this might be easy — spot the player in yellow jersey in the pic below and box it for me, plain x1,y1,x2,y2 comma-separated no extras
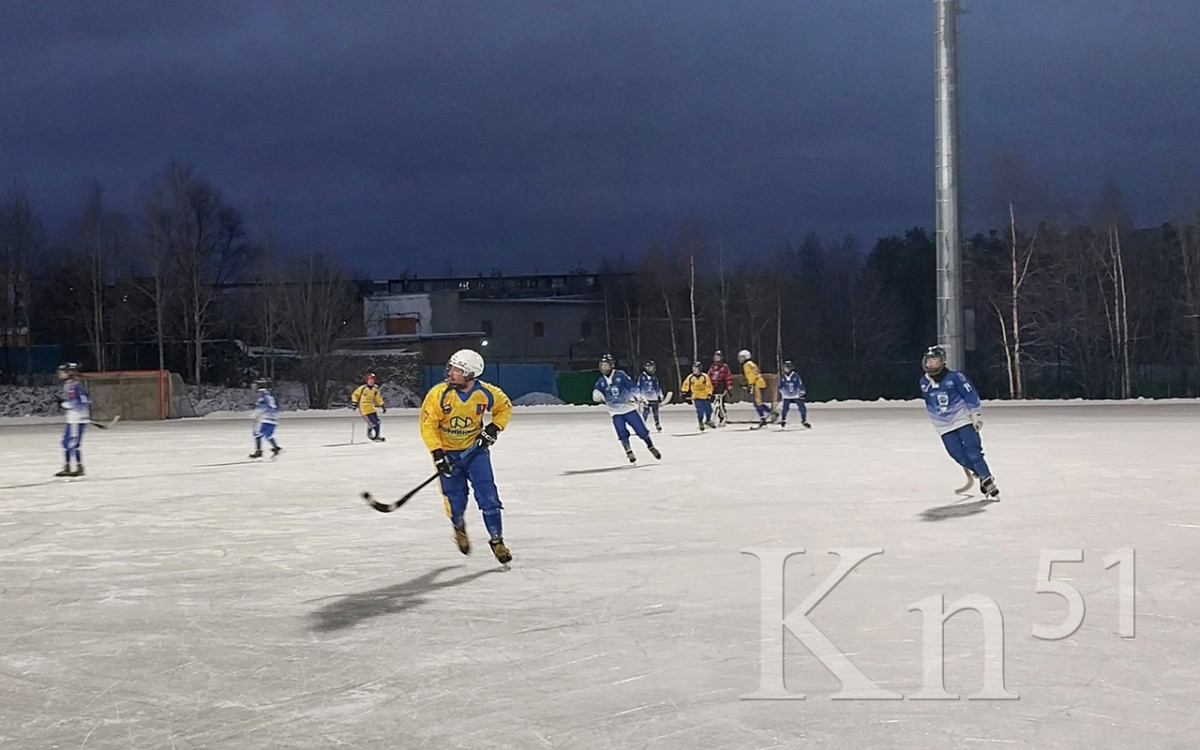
738,349,775,428
419,349,514,564
680,361,715,431
351,372,386,441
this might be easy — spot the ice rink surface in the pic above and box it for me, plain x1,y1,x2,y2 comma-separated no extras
2,401,1198,749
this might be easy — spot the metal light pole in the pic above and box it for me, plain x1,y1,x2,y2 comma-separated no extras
934,0,964,369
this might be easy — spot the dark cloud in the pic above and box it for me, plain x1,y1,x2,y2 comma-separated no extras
1,1,1197,275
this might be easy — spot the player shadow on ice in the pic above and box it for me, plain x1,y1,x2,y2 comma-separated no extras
560,465,644,476
918,497,994,522
307,565,500,633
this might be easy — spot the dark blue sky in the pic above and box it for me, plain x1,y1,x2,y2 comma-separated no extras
2,1,1198,276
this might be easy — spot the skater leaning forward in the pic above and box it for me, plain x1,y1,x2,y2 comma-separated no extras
351,372,386,441
419,348,514,564
918,346,1000,500
593,354,661,463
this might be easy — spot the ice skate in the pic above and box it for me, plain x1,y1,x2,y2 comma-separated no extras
55,464,72,477
70,465,85,477
705,420,715,429
698,421,706,432
655,423,661,432
648,445,661,460
453,523,470,555
802,421,811,429
780,420,786,428
489,537,512,565
249,449,262,459
270,446,282,459
980,475,1000,501
626,449,637,464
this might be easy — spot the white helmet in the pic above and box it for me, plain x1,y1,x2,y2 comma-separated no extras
447,349,485,380
738,349,751,363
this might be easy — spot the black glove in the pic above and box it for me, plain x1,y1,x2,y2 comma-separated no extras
475,422,500,449
684,394,693,404
431,449,453,476
382,406,388,414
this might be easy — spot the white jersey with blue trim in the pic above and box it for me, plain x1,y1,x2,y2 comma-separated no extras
594,370,642,416
779,371,805,399
61,380,91,425
254,390,280,425
637,372,664,402
919,369,981,435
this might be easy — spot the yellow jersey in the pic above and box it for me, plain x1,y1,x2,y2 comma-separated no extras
352,384,384,415
681,372,713,400
742,360,766,389
420,380,512,452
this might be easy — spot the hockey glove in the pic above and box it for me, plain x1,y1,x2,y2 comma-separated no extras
592,389,606,404
475,422,500,449
431,449,453,476
970,413,983,431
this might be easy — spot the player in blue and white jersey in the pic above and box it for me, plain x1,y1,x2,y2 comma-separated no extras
249,380,282,459
593,354,661,464
919,346,999,499
778,361,811,429
637,360,664,432
56,363,90,477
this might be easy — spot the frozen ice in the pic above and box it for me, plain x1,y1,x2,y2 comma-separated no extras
1,401,1198,749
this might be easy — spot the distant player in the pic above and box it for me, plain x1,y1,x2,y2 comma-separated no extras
681,362,715,431
249,380,282,459
352,372,386,442
919,346,999,500
737,350,774,427
419,349,514,564
708,350,734,426
56,362,90,477
778,361,811,429
592,354,661,463
637,360,664,432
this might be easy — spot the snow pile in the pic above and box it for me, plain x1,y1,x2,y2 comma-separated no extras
378,382,421,408
0,385,60,418
512,391,566,406
189,382,312,415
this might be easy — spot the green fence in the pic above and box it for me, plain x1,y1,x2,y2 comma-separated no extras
556,370,602,405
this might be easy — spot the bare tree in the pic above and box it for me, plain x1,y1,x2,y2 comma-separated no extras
689,242,698,362
0,184,45,382
280,253,357,409
990,204,1038,398
716,245,731,354
59,183,116,371
145,162,250,384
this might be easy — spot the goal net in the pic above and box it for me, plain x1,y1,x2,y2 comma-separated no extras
83,370,196,421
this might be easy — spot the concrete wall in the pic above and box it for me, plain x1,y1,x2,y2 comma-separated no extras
363,293,441,337
441,299,605,364
362,292,606,366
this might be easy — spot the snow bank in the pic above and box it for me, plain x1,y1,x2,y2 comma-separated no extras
512,391,566,406
0,385,60,418
5,380,1200,425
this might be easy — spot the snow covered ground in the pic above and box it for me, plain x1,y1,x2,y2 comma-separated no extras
1,401,1197,749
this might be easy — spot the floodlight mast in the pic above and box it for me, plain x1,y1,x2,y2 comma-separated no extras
934,0,964,369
